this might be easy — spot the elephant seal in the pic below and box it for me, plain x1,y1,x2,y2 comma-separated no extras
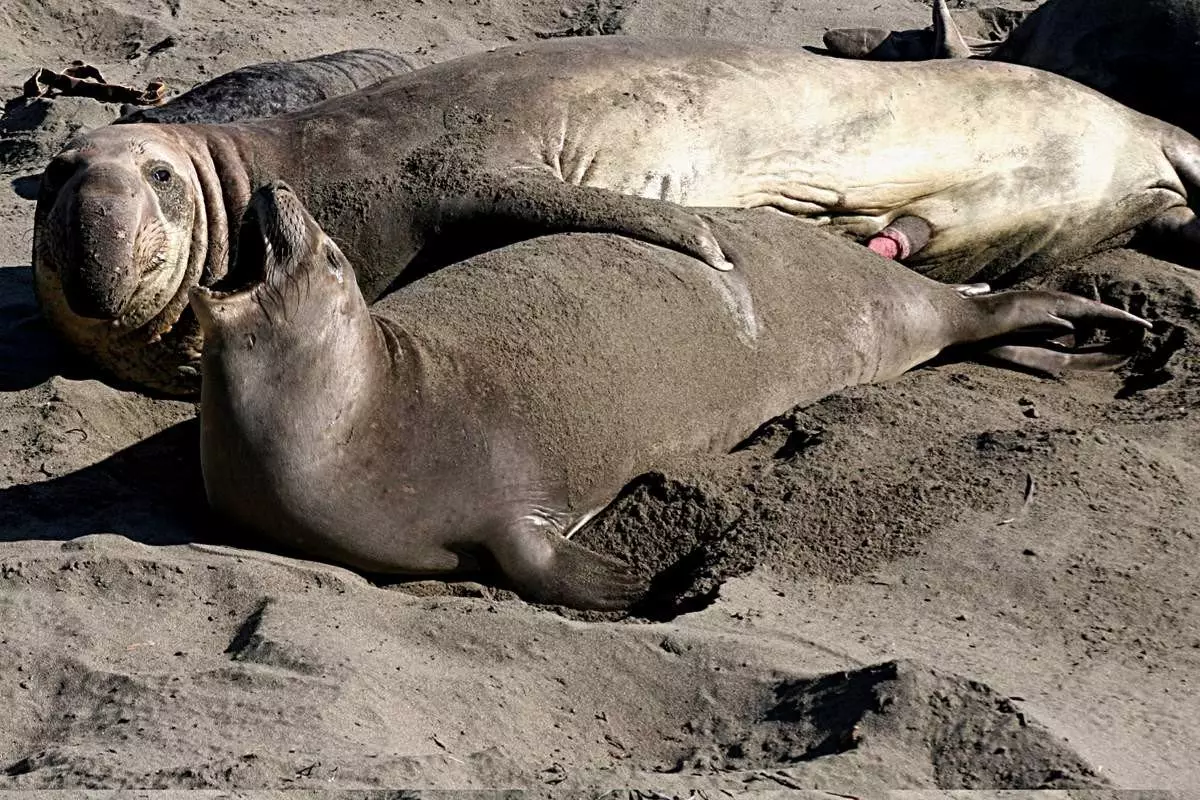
825,0,1200,137
37,36,1200,395
114,49,416,125
191,182,1149,610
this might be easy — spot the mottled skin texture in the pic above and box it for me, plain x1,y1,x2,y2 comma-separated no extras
825,0,1200,137
192,183,1148,610
115,49,416,125
36,36,1200,395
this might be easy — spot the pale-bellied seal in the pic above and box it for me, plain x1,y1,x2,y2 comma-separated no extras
824,0,1200,137
191,182,1150,610
37,36,1200,395
114,49,416,125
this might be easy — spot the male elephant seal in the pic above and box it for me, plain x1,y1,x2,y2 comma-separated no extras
191,182,1149,610
36,36,1200,395
115,49,416,125
825,0,1200,137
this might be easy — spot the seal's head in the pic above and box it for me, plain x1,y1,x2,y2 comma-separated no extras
33,124,235,395
191,180,376,511
189,180,364,375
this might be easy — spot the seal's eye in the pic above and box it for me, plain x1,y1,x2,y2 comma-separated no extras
151,168,171,184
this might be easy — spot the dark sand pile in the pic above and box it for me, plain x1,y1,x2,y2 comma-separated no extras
1,0,1197,792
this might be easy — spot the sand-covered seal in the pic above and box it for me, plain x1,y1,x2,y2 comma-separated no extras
36,36,1200,395
114,49,416,125
824,0,1200,137
190,182,1150,610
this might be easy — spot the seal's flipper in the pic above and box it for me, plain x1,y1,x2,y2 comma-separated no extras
982,344,1133,376
952,282,991,298
1143,205,1200,267
438,175,734,271
955,289,1150,375
933,0,974,59
967,289,1152,340
489,521,647,611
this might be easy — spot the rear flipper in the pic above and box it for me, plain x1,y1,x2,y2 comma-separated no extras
958,289,1152,375
1142,205,1200,267
981,343,1137,377
436,173,733,271
969,289,1152,337
488,519,647,611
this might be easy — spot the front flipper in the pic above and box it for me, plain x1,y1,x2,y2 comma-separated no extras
488,519,647,611
435,173,734,271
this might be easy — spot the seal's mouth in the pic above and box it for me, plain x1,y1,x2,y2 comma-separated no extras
203,195,271,299
200,180,320,301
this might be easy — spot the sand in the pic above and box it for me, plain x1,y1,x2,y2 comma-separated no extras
1,0,1197,793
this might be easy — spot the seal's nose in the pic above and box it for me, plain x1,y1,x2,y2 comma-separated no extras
57,164,146,320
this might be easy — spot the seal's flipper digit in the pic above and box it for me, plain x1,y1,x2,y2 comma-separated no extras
982,344,1133,376
443,175,735,271
489,521,647,611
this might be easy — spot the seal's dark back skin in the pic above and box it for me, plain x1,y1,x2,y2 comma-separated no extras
116,49,415,125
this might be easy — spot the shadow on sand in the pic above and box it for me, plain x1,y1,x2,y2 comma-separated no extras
0,264,94,392
0,417,211,545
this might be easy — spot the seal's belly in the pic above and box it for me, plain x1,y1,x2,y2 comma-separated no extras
563,107,1170,281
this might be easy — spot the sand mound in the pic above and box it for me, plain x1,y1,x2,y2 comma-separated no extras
0,534,1104,791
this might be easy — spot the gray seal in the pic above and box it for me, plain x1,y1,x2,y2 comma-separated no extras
115,49,416,125
191,182,1150,610
36,36,1200,395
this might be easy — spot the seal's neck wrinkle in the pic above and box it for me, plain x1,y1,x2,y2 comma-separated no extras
185,125,257,287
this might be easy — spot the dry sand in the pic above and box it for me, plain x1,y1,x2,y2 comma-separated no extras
1,0,1197,793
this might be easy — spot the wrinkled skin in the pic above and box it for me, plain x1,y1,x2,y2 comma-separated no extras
192,182,1148,610
824,0,1200,137
34,36,1200,395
